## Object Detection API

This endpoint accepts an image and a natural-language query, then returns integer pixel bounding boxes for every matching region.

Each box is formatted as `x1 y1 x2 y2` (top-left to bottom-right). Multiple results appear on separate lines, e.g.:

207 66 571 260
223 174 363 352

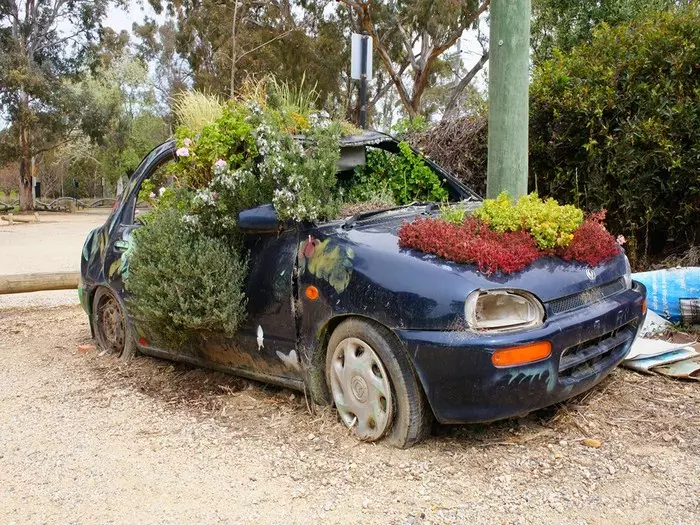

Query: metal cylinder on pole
486 0 531 199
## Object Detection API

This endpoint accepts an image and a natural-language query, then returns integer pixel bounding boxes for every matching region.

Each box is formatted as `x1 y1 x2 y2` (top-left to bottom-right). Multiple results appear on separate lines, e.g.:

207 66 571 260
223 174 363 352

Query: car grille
558 321 637 384
547 277 626 315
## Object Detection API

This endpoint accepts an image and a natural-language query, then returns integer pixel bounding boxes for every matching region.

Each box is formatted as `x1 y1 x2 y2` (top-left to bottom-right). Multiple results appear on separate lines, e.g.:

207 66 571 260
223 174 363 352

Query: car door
196 224 303 383
102 146 176 302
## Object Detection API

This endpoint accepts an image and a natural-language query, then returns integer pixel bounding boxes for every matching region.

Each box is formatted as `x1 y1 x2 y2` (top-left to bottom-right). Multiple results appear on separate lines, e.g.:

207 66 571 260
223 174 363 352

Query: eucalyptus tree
337 0 490 118
0 0 112 210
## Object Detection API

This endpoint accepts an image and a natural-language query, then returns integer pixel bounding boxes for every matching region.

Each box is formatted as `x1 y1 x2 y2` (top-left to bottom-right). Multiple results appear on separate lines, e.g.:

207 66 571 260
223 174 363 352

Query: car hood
328 209 628 304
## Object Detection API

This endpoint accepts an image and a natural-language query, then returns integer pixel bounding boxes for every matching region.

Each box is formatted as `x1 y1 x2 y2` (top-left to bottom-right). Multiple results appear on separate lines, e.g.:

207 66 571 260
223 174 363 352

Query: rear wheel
326 318 432 448
92 287 135 362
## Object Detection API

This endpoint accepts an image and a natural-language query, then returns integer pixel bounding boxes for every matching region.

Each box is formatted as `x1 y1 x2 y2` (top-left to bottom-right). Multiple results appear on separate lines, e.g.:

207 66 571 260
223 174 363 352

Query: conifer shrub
126 204 248 348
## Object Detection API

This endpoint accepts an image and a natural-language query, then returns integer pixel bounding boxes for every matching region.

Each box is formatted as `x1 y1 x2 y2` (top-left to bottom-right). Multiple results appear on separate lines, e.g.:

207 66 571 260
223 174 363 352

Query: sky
105 3 162 34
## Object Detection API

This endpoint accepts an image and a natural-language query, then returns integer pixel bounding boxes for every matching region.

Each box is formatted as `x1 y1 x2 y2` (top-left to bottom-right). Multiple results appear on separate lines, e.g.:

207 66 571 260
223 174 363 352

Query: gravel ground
1 306 698 524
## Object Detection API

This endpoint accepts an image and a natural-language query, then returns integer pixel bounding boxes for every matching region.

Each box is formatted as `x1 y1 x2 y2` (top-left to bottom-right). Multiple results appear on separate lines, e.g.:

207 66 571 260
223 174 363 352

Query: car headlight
465 290 545 331
623 254 632 289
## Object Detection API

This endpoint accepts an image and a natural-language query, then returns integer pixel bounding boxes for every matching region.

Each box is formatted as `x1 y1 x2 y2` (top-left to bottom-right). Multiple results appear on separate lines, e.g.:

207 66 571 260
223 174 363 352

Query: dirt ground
1 305 698 524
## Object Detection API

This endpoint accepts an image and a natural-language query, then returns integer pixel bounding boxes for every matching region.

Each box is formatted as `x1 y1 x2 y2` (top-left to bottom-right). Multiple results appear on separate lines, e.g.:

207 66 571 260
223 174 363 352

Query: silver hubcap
329 337 393 441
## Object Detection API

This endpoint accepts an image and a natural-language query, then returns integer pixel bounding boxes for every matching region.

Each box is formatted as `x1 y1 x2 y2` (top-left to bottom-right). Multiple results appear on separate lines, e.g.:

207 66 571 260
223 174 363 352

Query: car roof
339 130 398 148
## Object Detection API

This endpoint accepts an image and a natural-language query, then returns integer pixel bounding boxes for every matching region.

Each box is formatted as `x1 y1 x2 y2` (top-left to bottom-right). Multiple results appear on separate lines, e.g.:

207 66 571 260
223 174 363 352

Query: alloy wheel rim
329 337 393 440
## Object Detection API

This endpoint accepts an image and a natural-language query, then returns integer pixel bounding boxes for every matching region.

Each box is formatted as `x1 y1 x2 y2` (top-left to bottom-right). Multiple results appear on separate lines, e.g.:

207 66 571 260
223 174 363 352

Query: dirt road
1 306 698 524
0 211 108 309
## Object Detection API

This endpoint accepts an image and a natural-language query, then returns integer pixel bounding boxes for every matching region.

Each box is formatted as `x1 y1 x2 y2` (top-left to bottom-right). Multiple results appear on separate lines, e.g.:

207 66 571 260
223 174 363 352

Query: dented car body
80 131 647 436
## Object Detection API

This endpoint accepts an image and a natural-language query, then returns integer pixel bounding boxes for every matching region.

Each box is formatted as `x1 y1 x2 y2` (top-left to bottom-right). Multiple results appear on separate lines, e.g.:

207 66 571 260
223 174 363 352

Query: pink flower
212 192 219 200
214 159 227 168
616 235 626 246
176 147 190 157
183 138 192 147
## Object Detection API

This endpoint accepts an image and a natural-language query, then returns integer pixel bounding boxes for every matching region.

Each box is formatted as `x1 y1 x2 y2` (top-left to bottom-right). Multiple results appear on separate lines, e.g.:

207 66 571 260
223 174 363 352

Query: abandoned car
80 131 647 447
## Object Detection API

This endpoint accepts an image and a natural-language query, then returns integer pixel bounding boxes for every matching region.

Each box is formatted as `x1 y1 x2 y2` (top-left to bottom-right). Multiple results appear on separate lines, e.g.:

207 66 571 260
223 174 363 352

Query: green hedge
530 7 700 262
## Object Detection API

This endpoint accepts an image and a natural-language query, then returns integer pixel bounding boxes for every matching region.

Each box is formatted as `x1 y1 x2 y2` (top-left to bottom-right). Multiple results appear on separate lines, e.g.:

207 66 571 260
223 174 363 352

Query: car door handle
114 239 130 251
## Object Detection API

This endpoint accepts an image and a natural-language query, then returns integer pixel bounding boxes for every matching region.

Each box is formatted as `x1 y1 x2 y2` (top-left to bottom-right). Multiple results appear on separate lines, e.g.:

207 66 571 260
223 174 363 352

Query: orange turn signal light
305 285 319 300
641 299 647 316
491 341 552 367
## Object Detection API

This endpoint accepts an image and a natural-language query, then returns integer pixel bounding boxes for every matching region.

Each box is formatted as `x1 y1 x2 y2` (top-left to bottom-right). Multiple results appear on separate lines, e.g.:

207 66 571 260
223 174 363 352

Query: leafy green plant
350 142 448 205
170 104 258 189
439 202 469 224
392 116 428 138
474 192 584 249
126 206 248 349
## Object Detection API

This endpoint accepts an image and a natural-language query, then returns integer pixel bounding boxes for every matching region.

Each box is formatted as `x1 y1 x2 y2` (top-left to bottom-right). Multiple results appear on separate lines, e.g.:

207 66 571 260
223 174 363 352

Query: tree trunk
18 95 34 211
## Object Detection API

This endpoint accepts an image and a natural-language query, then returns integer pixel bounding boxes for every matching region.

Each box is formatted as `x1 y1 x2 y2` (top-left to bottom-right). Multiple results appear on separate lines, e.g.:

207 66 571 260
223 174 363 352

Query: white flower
159 187 167 196
194 189 217 206
176 147 190 157
149 192 156 199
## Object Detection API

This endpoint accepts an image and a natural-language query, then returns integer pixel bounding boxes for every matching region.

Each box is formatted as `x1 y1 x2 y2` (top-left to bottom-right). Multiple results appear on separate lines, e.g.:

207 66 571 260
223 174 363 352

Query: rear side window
124 157 175 225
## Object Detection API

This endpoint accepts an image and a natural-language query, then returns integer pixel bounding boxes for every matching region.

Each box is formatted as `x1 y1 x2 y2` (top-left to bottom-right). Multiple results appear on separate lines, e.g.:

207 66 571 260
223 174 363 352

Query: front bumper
396 282 646 424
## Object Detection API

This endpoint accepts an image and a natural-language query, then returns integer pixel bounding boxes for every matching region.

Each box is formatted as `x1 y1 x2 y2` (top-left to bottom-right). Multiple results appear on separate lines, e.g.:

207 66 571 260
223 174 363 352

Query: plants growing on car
399 192 621 274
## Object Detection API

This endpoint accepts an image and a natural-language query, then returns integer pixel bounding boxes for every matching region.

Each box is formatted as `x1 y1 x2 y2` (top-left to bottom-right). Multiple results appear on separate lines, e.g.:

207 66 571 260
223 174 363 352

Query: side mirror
238 204 282 234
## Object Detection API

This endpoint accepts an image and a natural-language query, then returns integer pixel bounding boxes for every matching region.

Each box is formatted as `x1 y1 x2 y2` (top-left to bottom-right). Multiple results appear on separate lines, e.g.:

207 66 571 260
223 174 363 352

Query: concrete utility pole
486 0 530 199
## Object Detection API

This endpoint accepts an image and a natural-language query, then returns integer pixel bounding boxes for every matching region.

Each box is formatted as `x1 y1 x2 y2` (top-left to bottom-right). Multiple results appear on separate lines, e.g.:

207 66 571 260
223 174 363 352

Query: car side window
124 158 175 225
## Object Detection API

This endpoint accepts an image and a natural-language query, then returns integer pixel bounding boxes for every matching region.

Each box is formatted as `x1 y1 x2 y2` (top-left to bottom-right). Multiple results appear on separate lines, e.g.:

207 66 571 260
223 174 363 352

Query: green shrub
350 142 448 205
474 192 584 249
125 205 248 348
530 6 700 261
171 104 257 189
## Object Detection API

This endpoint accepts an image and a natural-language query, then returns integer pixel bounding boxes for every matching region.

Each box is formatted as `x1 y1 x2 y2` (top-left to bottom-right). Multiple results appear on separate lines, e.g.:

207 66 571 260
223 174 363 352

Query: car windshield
334 140 466 219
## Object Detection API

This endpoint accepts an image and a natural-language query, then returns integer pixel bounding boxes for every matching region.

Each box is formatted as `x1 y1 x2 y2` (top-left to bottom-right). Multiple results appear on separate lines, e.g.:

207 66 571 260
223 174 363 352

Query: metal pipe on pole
486 0 531 199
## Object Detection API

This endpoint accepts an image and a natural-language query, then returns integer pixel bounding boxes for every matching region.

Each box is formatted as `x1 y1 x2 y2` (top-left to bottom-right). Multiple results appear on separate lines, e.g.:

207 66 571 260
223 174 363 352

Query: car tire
92 287 136 363
326 318 433 448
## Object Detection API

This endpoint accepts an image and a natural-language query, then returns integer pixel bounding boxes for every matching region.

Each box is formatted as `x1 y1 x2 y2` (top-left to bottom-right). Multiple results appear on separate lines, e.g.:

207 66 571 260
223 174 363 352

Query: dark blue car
80 131 647 448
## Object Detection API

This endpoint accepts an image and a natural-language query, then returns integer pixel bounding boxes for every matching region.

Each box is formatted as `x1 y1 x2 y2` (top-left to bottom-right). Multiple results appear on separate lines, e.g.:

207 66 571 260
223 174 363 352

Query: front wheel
92 287 136 362
326 318 432 448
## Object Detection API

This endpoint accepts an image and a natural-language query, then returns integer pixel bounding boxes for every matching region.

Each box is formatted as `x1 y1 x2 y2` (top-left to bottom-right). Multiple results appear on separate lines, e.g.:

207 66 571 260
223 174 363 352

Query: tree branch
234 29 293 62
442 50 489 120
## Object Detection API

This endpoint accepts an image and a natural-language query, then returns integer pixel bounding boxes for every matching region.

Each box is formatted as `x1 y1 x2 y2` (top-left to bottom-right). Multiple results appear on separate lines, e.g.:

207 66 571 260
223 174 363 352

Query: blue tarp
632 267 700 323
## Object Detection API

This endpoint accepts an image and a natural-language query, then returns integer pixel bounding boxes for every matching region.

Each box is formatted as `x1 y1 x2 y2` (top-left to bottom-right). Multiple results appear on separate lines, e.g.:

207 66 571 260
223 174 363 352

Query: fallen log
0 213 40 224
0 272 80 294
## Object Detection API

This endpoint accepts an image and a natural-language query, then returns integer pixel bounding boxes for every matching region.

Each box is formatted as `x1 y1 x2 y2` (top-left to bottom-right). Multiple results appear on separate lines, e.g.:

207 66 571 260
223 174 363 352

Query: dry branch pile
408 115 488 197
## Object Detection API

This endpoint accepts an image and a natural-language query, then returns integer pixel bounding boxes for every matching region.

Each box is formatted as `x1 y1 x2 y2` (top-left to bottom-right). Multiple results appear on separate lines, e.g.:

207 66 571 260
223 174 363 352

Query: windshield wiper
342 202 437 230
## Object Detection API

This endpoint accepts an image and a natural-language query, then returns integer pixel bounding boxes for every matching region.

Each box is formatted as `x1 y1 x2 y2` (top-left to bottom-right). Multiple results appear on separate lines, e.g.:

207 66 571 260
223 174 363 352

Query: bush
530 7 700 263
399 217 541 274
125 205 248 348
